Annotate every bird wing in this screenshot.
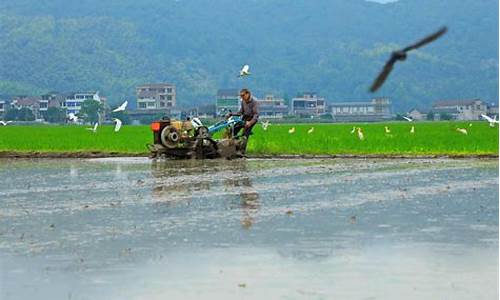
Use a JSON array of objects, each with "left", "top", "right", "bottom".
[
  {"left": 403, "top": 116, "right": 413, "bottom": 122},
  {"left": 93, "top": 122, "right": 99, "bottom": 131},
  {"left": 481, "top": 114, "right": 495, "bottom": 123},
  {"left": 369, "top": 55, "right": 398, "bottom": 92},
  {"left": 242, "top": 65, "right": 249, "bottom": 73},
  {"left": 114, "top": 118, "right": 122, "bottom": 132},
  {"left": 402, "top": 26, "right": 447, "bottom": 52}
]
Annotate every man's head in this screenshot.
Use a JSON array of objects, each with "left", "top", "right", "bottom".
[{"left": 240, "top": 89, "right": 252, "bottom": 103}]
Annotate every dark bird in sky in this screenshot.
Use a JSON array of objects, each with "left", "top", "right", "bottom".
[{"left": 369, "top": 26, "right": 448, "bottom": 93}]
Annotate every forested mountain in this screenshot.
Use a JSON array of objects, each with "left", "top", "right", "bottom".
[{"left": 0, "top": 0, "right": 497, "bottom": 111}]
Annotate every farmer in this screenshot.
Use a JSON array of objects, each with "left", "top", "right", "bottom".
[{"left": 227, "top": 88, "right": 259, "bottom": 154}]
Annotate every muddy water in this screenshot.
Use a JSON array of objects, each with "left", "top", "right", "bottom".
[{"left": 0, "top": 158, "right": 498, "bottom": 300}]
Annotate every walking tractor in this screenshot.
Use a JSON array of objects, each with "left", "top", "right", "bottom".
[{"left": 147, "top": 116, "right": 247, "bottom": 159}]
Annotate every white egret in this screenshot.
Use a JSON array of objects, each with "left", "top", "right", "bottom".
[
  {"left": 112, "top": 100, "right": 128, "bottom": 112},
  {"left": 238, "top": 65, "right": 250, "bottom": 77},
  {"left": 113, "top": 118, "right": 122, "bottom": 132},
  {"left": 456, "top": 128, "right": 468, "bottom": 135}
]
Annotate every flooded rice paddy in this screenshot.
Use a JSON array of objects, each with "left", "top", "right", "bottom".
[{"left": 0, "top": 158, "right": 498, "bottom": 300}]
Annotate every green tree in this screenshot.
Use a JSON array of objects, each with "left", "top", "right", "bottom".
[
  {"left": 4, "top": 109, "right": 19, "bottom": 121},
  {"left": 79, "top": 100, "right": 103, "bottom": 124},
  {"left": 43, "top": 107, "right": 67, "bottom": 123},
  {"left": 18, "top": 108, "right": 35, "bottom": 121},
  {"left": 426, "top": 112, "right": 434, "bottom": 121},
  {"left": 439, "top": 113, "right": 453, "bottom": 121}
]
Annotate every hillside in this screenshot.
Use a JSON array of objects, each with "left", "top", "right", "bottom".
[{"left": 0, "top": 0, "right": 498, "bottom": 111}]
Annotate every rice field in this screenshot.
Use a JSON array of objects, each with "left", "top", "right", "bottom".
[{"left": 0, "top": 121, "right": 497, "bottom": 156}]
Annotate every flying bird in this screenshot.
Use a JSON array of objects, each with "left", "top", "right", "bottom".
[
  {"left": 350, "top": 126, "right": 356, "bottom": 134},
  {"left": 357, "top": 127, "right": 364, "bottom": 140},
  {"left": 402, "top": 116, "right": 413, "bottom": 122},
  {"left": 113, "top": 100, "right": 128, "bottom": 112},
  {"left": 369, "top": 26, "right": 448, "bottom": 92},
  {"left": 238, "top": 65, "right": 250, "bottom": 77},
  {"left": 456, "top": 128, "right": 468, "bottom": 135},
  {"left": 308, "top": 127, "right": 314, "bottom": 134},
  {"left": 288, "top": 127, "right": 295, "bottom": 134},
  {"left": 86, "top": 122, "right": 99, "bottom": 133},
  {"left": 113, "top": 118, "right": 122, "bottom": 132},
  {"left": 68, "top": 113, "right": 78, "bottom": 122},
  {"left": 481, "top": 114, "right": 499, "bottom": 127},
  {"left": 410, "top": 126, "right": 415, "bottom": 134},
  {"left": 0, "top": 121, "right": 13, "bottom": 126}
]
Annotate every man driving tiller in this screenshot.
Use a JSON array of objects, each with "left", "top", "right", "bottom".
[{"left": 227, "top": 88, "right": 259, "bottom": 155}]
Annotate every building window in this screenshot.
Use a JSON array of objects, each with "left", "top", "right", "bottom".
[
  {"left": 167, "top": 102, "right": 172, "bottom": 107},
  {"left": 476, "top": 105, "right": 481, "bottom": 109},
  {"left": 160, "top": 102, "right": 165, "bottom": 107},
  {"left": 160, "top": 95, "right": 165, "bottom": 100},
  {"left": 147, "top": 102, "right": 155, "bottom": 108},
  {"left": 342, "top": 107, "right": 348, "bottom": 113},
  {"left": 139, "top": 103, "right": 147, "bottom": 109},
  {"left": 167, "top": 95, "right": 173, "bottom": 101},
  {"left": 167, "top": 88, "right": 173, "bottom": 93}
]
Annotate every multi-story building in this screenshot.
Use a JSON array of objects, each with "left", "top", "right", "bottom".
[
  {"left": 136, "top": 83, "right": 176, "bottom": 110},
  {"left": 407, "top": 107, "right": 429, "bottom": 121},
  {"left": 257, "top": 94, "right": 288, "bottom": 118},
  {"left": 215, "top": 89, "right": 240, "bottom": 115},
  {"left": 432, "top": 99, "right": 487, "bottom": 120},
  {"left": 63, "top": 91, "right": 101, "bottom": 116},
  {"left": 331, "top": 98, "right": 392, "bottom": 122},
  {"left": 290, "top": 92, "right": 326, "bottom": 117},
  {"left": 0, "top": 99, "right": 7, "bottom": 118}
]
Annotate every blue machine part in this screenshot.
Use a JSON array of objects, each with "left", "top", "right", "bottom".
[{"left": 208, "top": 116, "right": 244, "bottom": 135}]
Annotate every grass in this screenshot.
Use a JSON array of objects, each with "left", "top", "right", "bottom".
[{"left": 0, "top": 121, "right": 498, "bottom": 156}]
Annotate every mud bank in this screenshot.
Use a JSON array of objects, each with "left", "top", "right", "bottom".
[{"left": 0, "top": 150, "right": 497, "bottom": 159}]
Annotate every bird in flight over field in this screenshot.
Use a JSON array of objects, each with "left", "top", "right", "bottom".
[
  {"left": 369, "top": 26, "right": 448, "bottom": 92},
  {"left": 113, "top": 100, "right": 128, "bottom": 112},
  {"left": 0, "top": 121, "right": 13, "bottom": 126},
  {"left": 481, "top": 114, "right": 499, "bottom": 127}
]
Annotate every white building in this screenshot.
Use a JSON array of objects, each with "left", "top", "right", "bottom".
[
  {"left": 331, "top": 98, "right": 391, "bottom": 122},
  {"left": 63, "top": 91, "right": 101, "bottom": 116}
]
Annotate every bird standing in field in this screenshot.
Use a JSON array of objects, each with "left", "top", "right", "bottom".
[
  {"left": 262, "top": 120, "right": 270, "bottom": 131},
  {"left": 0, "top": 120, "right": 13, "bottom": 126},
  {"left": 384, "top": 126, "right": 391, "bottom": 134},
  {"left": 357, "top": 127, "right": 364, "bottom": 140},
  {"left": 238, "top": 65, "right": 251, "bottom": 77},
  {"left": 113, "top": 118, "right": 122, "bottom": 132},
  {"left": 288, "top": 127, "right": 295, "bottom": 134},
  {"left": 308, "top": 127, "right": 314, "bottom": 134},
  {"left": 369, "top": 26, "right": 448, "bottom": 92},
  {"left": 410, "top": 126, "right": 415, "bottom": 134},
  {"left": 113, "top": 100, "right": 128, "bottom": 112},
  {"left": 350, "top": 126, "right": 356, "bottom": 134},
  {"left": 456, "top": 128, "right": 468, "bottom": 135},
  {"left": 403, "top": 116, "right": 413, "bottom": 122}
]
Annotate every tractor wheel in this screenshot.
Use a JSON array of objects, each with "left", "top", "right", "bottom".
[{"left": 160, "top": 125, "right": 180, "bottom": 149}]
